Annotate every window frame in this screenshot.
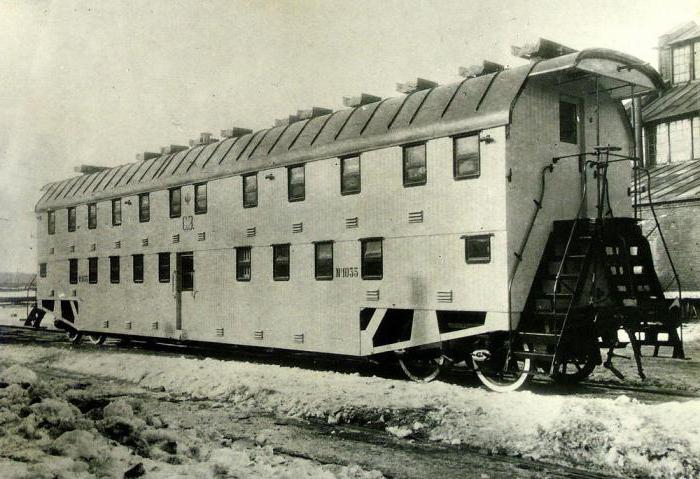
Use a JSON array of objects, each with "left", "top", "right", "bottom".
[
  {"left": 272, "top": 243, "right": 291, "bottom": 281},
  {"left": 138, "top": 193, "right": 150, "bottom": 223},
  {"left": 287, "top": 165, "right": 305, "bottom": 202},
  {"left": 360, "top": 238, "right": 383, "bottom": 280},
  {"left": 88, "top": 203, "right": 97, "bottom": 230},
  {"left": 314, "top": 241, "right": 334, "bottom": 281},
  {"left": 194, "top": 183, "right": 207, "bottom": 215},
  {"left": 169, "top": 187, "right": 182, "bottom": 218},
  {"left": 88, "top": 257, "right": 98, "bottom": 284},
  {"left": 453, "top": 134, "right": 481, "bottom": 180},
  {"left": 340, "top": 155, "right": 361, "bottom": 195},
  {"left": 112, "top": 198, "right": 122, "bottom": 226},
  {"left": 67, "top": 207, "right": 76, "bottom": 232},
  {"left": 132, "top": 254, "right": 144, "bottom": 283},
  {"left": 559, "top": 99, "right": 579, "bottom": 144},
  {"left": 69, "top": 258, "right": 78, "bottom": 285},
  {"left": 463, "top": 234, "right": 492, "bottom": 264},
  {"left": 242, "top": 173, "right": 258, "bottom": 208},
  {"left": 235, "top": 246, "right": 252, "bottom": 282},
  {"left": 158, "top": 252, "right": 170, "bottom": 283},
  {"left": 39, "top": 263, "right": 47, "bottom": 278},
  {"left": 47, "top": 210, "right": 55, "bottom": 235},
  {"left": 402, "top": 143, "right": 427, "bottom": 187},
  {"left": 109, "top": 256, "right": 120, "bottom": 284}
]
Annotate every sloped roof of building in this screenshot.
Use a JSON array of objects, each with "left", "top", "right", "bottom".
[
  {"left": 642, "top": 80, "right": 700, "bottom": 124},
  {"left": 633, "top": 159, "right": 700, "bottom": 206},
  {"left": 36, "top": 48, "right": 663, "bottom": 212},
  {"left": 666, "top": 21, "right": 700, "bottom": 45}
]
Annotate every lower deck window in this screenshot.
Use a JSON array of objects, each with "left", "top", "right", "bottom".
[
  {"left": 158, "top": 253, "right": 170, "bottom": 283},
  {"left": 110, "top": 256, "right": 120, "bottom": 283},
  {"left": 39, "top": 263, "right": 47, "bottom": 278},
  {"left": 236, "top": 247, "right": 252, "bottom": 281},
  {"left": 133, "top": 254, "right": 144, "bottom": 283},
  {"left": 464, "top": 235, "right": 491, "bottom": 264},
  {"left": 69, "top": 259, "right": 78, "bottom": 284},
  {"left": 88, "top": 258, "right": 98, "bottom": 284},
  {"left": 314, "top": 242, "right": 333, "bottom": 280},
  {"left": 361, "top": 238, "right": 383, "bottom": 280},
  {"left": 273, "top": 244, "right": 290, "bottom": 280}
]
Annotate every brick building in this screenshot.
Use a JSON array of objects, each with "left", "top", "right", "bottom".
[{"left": 636, "top": 21, "right": 700, "bottom": 292}]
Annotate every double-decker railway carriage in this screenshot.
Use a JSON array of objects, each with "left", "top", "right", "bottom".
[{"left": 30, "top": 40, "right": 685, "bottom": 391}]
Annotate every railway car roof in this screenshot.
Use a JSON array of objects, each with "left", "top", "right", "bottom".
[{"left": 36, "top": 48, "right": 662, "bottom": 212}]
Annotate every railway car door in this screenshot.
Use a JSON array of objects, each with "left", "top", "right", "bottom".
[{"left": 175, "top": 252, "right": 194, "bottom": 331}]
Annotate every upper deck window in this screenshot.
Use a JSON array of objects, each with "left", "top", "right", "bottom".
[
  {"left": 139, "top": 193, "right": 150, "bottom": 223},
  {"left": 110, "top": 256, "right": 120, "bottom": 284},
  {"left": 243, "top": 174, "right": 258, "bottom": 208},
  {"left": 69, "top": 258, "right": 78, "bottom": 284},
  {"left": 559, "top": 100, "right": 578, "bottom": 144},
  {"left": 88, "top": 203, "right": 97, "bottom": 229},
  {"left": 67, "top": 207, "right": 76, "bottom": 232},
  {"left": 361, "top": 238, "right": 383, "bottom": 280},
  {"left": 403, "top": 144, "right": 426, "bottom": 186},
  {"left": 272, "top": 244, "right": 290, "bottom": 281},
  {"left": 288, "top": 165, "right": 305, "bottom": 202},
  {"left": 169, "top": 187, "right": 181, "bottom": 218},
  {"left": 453, "top": 135, "right": 480, "bottom": 180},
  {"left": 341, "top": 156, "right": 361, "bottom": 195},
  {"left": 464, "top": 234, "right": 491, "bottom": 264},
  {"left": 236, "top": 247, "right": 252, "bottom": 281},
  {"left": 112, "top": 198, "right": 122, "bottom": 226},
  {"left": 133, "top": 254, "right": 144, "bottom": 283},
  {"left": 194, "top": 183, "right": 207, "bottom": 215},
  {"left": 47, "top": 211, "right": 55, "bottom": 235},
  {"left": 314, "top": 242, "right": 334, "bottom": 280}
]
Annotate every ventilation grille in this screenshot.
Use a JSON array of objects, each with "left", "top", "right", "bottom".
[
  {"left": 102, "top": 320, "right": 109, "bottom": 328},
  {"left": 90, "top": 243, "right": 96, "bottom": 252},
  {"left": 142, "top": 238, "right": 149, "bottom": 247},
  {"left": 292, "top": 222, "right": 303, "bottom": 234},
  {"left": 69, "top": 245, "right": 75, "bottom": 253},
  {"left": 366, "top": 290, "right": 380, "bottom": 301},
  {"left": 125, "top": 321, "right": 132, "bottom": 330},
  {"left": 345, "top": 217, "right": 359, "bottom": 229},
  {"left": 408, "top": 211, "right": 424, "bottom": 224},
  {"left": 197, "top": 232, "right": 206, "bottom": 241},
  {"left": 172, "top": 234, "right": 180, "bottom": 244},
  {"left": 215, "top": 327, "right": 224, "bottom": 337},
  {"left": 151, "top": 321, "right": 159, "bottom": 330},
  {"left": 437, "top": 290, "right": 454, "bottom": 303},
  {"left": 293, "top": 333, "right": 304, "bottom": 343},
  {"left": 114, "top": 241, "right": 121, "bottom": 249},
  {"left": 246, "top": 227, "right": 256, "bottom": 237},
  {"left": 253, "top": 330, "right": 264, "bottom": 340}
]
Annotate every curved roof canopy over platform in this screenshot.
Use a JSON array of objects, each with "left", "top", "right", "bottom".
[{"left": 36, "top": 48, "right": 661, "bottom": 212}]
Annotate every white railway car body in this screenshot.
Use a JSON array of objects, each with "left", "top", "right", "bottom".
[{"left": 33, "top": 47, "right": 664, "bottom": 375}]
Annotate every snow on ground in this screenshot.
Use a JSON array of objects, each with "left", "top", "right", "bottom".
[{"left": 2, "top": 343, "right": 699, "bottom": 478}]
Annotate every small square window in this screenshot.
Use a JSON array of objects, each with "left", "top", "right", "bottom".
[
  {"left": 273, "top": 244, "right": 290, "bottom": 280},
  {"left": 243, "top": 174, "right": 258, "bottom": 208},
  {"left": 69, "top": 258, "right": 78, "bottom": 284},
  {"left": 341, "top": 156, "right": 361, "bottom": 195},
  {"left": 67, "top": 207, "right": 76, "bottom": 232},
  {"left": 112, "top": 198, "right": 122, "bottom": 226},
  {"left": 194, "top": 183, "right": 207, "bottom": 215},
  {"left": 559, "top": 100, "right": 578, "bottom": 144},
  {"left": 88, "top": 257, "right": 98, "bottom": 284},
  {"left": 236, "top": 247, "right": 252, "bottom": 281},
  {"left": 314, "top": 242, "right": 334, "bottom": 280},
  {"left": 288, "top": 165, "right": 305, "bottom": 202},
  {"left": 169, "top": 188, "right": 181, "bottom": 218},
  {"left": 361, "top": 238, "right": 383, "bottom": 280},
  {"left": 47, "top": 211, "right": 55, "bottom": 235},
  {"left": 110, "top": 256, "right": 120, "bottom": 284},
  {"left": 403, "top": 144, "right": 426, "bottom": 186},
  {"left": 39, "top": 263, "right": 47, "bottom": 278},
  {"left": 453, "top": 135, "right": 480, "bottom": 179},
  {"left": 464, "top": 235, "right": 491, "bottom": 264},
  {"left": 158, "top": 253, "right": 170, "bottom": 283},
  {"left": 88, "top": 203, "right": 97, "bottom": 229},
  {"left": 133, "top": 254, "right": 144, "bottom": 283},
  {"left": 139, "top": 193, "right": 150, "bottom": 223}
]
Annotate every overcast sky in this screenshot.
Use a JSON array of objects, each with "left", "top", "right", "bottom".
[{"left": 1, "top": 0, "right": 698, "bottom": 273}]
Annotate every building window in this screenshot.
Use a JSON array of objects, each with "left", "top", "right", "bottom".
[
  {"left": 158, "top": 253, "right": 170, "bottom": 283},
  {"left": 169, "top": 187, "right": 181, "bottom": 218},
  {"left": 453, "top": 135, "right": 480, "bottom": 179},
  {"left": 464, "top": 235, "right": 491, "bottom": 264},
  {"left": 88, "top": 257, "right": 98, "bottom": 284},
  {"left": 133, "top": 254, "right": 144, "bottom": 283},
  {"left": 340, "top": 156, "right": 361, "bottom": 195},
  {"left": 139, "top": 193, "right": 150, "bottom": 223},
  {"left": 673, "top": 44, "right": 691, "bottom": 83},
  {"left": 314, "top": 242, "right": 334, "bottom": 280},
  {"left": 112, "top": 198, "right": 122, "bottom": 226},
  {"left": 110, "top": 256, "right": 120, "bottom": 284},
  {"left": 650, "top": 117, "right": 700, "bottom": 165},
  {"left": 272, "top": 244, "right": 290, "bottom": 281},
  {"left": 361, "top": 238, "right": 383, "bottom": 280},
  {"left": 39, "top": 263, "right": 47, "bottom": 278},
  {"left": 236, "top": 247, "right": 252, "bottom": 281},
  {"left": 88, "top": 203, "right": 97, "bottom": 229},
  {"left": 288, "top": 165, "right": 305, "bottom": 202},
  {"left": 403, "top": 143, "right": 426, "bottom": 186},
  {"left": 47, "top": 211, "right": 55, "bottom": 235},
  {"left": 559, "top": 100, "right": 578, "bottom": 144},
  {"left": 194, "top": 183, "right": 207, "bottom": 215},
  {"left": 69, "top": 258, "right": 78, "bottom": 285},
  {"left": 243, "top": 174, "right": 258, "bottom": 208},
  {"left": 67, "top": 207, "right": 76, "bottom": 232},
  {"left": 695, "top": 42, "right": 700, "bottom": 82}
]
